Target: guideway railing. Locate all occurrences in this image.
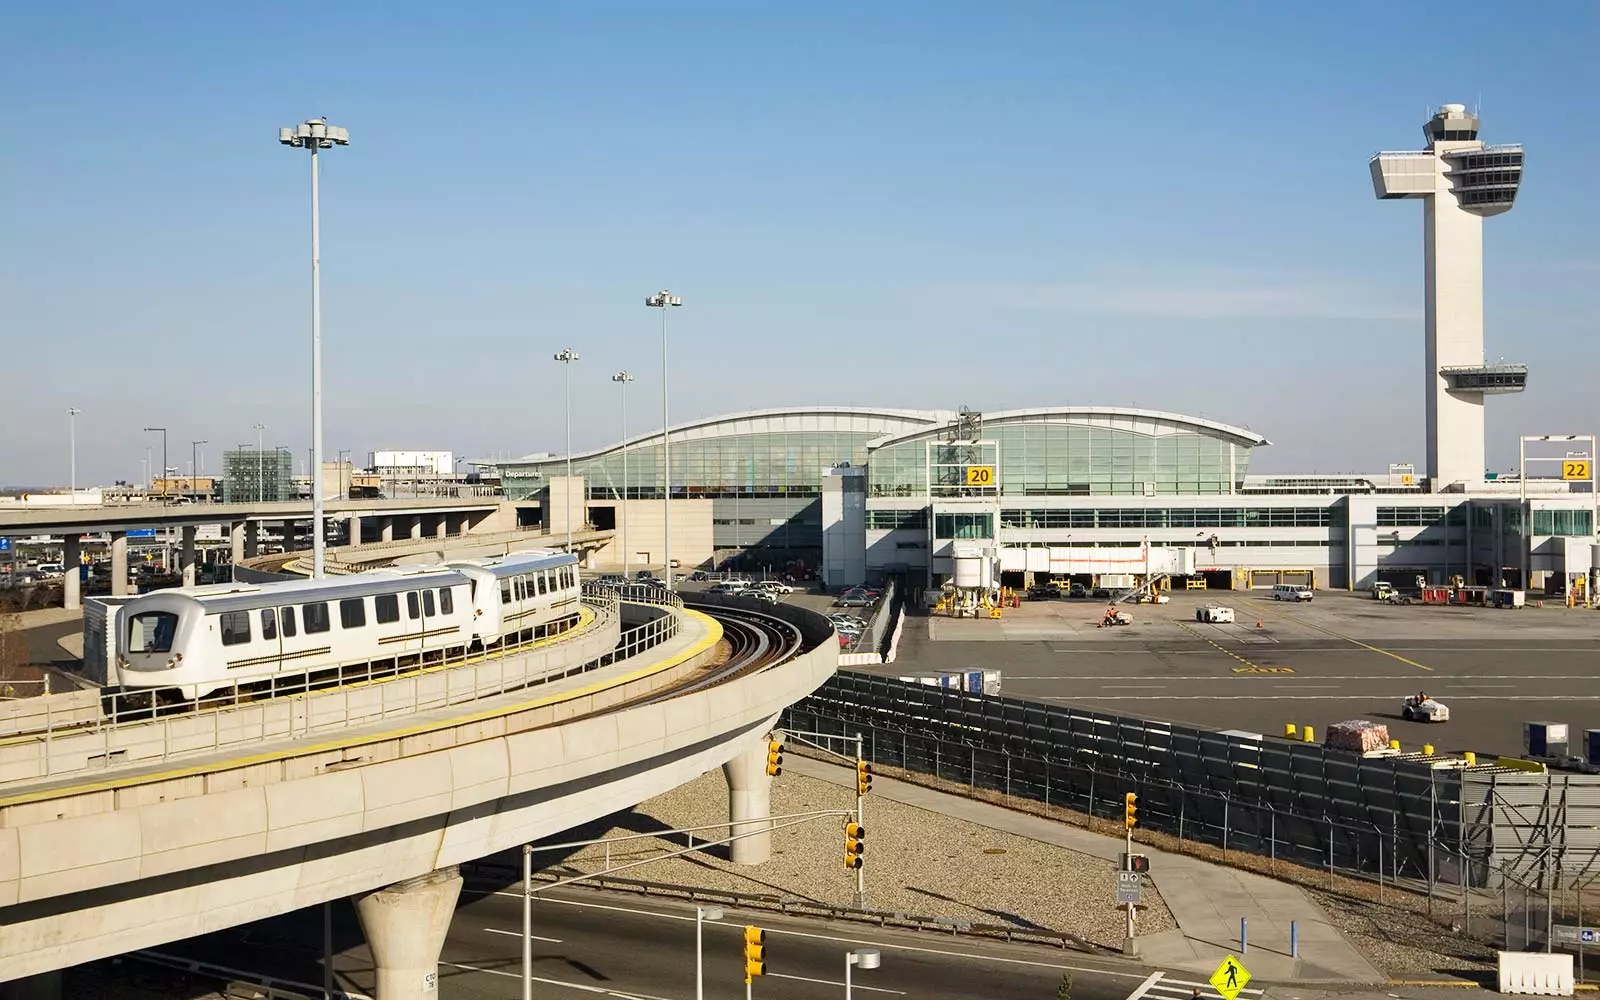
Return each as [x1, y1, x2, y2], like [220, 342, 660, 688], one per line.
[4, 590, 688, 783]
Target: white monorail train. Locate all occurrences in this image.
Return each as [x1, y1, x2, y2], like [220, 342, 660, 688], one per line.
[116, 550, 581, 701]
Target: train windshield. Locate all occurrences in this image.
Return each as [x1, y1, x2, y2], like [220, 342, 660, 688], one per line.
[128, 612, 179, 654]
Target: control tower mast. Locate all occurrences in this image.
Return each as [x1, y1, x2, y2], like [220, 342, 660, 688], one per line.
[1370, 104, 1525, 491]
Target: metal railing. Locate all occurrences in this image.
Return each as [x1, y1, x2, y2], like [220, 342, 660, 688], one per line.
[4, 594, 690, 783]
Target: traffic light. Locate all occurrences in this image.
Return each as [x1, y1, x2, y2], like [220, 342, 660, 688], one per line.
[743, 925, 766, 982]
[1129, 853, 1150, 873]
[765, 739, 784, 777]
[1124, 792, 1138, 830]
[855, 760, 873, 796]
[843, 820, 865, 869]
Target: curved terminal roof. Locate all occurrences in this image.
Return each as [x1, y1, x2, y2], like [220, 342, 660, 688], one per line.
[492, 404, 1269, 468]
[866, 406, 1271, 450]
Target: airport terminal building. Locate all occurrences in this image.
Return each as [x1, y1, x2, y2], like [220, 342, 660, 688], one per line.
[490, 404, 1597, 594]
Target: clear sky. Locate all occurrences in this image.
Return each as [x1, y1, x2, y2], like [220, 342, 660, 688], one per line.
[3, 1, 1596, 486]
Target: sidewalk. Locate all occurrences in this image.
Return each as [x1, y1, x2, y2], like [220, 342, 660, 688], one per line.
[784, 755, 1387, 985]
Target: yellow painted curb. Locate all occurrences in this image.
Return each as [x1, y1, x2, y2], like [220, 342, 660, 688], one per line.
[0, 607, 722, 808]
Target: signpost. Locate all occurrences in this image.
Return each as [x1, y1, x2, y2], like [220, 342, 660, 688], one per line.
[0, 538, 10, 552]
[965, 465, 994, 487]
[1209, 954, 1252, 1000]
[1552, 925, 1599, 945]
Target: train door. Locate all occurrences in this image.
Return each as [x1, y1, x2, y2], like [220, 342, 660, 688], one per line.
[372, 592, 415, 658]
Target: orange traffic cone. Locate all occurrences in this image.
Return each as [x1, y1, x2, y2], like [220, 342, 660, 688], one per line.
[1256, 618, 1263, 629]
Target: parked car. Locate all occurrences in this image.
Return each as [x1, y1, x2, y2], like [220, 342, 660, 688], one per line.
[747, 589, 779, 604]
[689, 570, 710, 582]
[635, 569, 654, 581]
[1091, 587, 1112, 600]
[835, 593, 874, 607]
[1068, 583, 1088, 599]
[755, 580, 794, 595]
[595, 574, 628, 587]
[1027, 584, 1061, 600]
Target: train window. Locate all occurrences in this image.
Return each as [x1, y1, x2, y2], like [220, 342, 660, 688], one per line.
[261, 608, 278, 641]
[220, 611, 252, 646]
[536, 573, 547, 596]
[516, 577, 527, 601]
[375, 594, 400, 624]
[128, 612, 178, 654]
[423, 590, 437, 616]
[407, 592, 421, 619]
[339, 598, 366, 629]
[303, 602, 331, 634]
[439, 588, 454, 614]
[500, 580, 511, 604]
[280, 606, 298, 637]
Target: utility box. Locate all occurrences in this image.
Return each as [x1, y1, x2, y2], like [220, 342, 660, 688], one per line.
[1526, 722, 1569, 758]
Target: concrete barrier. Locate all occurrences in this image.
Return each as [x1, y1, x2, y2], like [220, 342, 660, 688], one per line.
[0, 690, 101, 737]
[1498, 951, 1574, 995]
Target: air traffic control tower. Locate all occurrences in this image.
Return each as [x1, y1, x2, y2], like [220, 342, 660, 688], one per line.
[1371, 104, 1525, 491]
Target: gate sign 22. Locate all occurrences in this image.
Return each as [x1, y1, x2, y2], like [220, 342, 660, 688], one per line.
[966, 465, 995, 487]
[1563, 460, 1592, 481]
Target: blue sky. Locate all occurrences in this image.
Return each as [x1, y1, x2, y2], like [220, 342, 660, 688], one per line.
[3, 1, 1596, 485]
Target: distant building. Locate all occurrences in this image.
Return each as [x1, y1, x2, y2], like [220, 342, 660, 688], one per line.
[371, 451, 453, 476]
[222, 448, 293, 503]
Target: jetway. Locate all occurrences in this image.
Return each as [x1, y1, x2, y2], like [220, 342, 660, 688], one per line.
[998, 544, 1196, 577]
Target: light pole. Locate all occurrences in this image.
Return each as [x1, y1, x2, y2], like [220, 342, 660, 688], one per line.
[339, 449, 350, 502]
[845, 948, 881, 1000]
[612, 371, 634, 575]
[645, 289, 682, 585]
[554, 348, 580, 553]
[66, 408, 81, 504]
[254, 423, 267, 502]
[144, 427, 167, 499]
[695, 905, 723, 1000]
[278, 116, 350, 579]
[191, 441, 206, 499]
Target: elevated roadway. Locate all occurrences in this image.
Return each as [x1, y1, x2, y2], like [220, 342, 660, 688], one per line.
[0, 592, 837, 998]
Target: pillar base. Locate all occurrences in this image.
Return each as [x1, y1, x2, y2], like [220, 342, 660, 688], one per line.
[722, 732, 779, 865]
[353, 867, 461, 1000]
[1121, 937, 1140, 957]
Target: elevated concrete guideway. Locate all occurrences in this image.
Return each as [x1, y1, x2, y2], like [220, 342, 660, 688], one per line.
[0, 496, 503, 538]
[0, 597, 838, 996]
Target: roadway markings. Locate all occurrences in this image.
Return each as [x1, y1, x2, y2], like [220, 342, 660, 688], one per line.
[1126, 970, 1167, 1000]
[440, 959, 672, 1000]
[1240, 598, 1434, 672]
[1171, 620, 1289, 675]
[1127, 971, 1264, 1000]
[484, 926, 562, 943]
[767, 971, 906, 994]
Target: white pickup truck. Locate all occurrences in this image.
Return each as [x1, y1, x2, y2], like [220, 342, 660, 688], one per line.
[1196, 605, 1235, 624]
[1402, 695, 1450, 722]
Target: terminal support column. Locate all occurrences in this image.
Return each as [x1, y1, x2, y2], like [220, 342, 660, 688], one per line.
[721, 733, 778, 865]
[409, 516, 423, 541]
[380, 517, 394, 543]
[109, 531, 129, 597]
[180, 526, 197, 587]
[61, 536, 81, 611]
[230, 521, 247, 565]
[353, 866, 462, 1000]
[434, 514, 447, 540]
[244, 522, 260, 559]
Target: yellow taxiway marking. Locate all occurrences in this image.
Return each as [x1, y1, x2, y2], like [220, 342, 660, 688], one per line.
[1240, 598, 1434, 672]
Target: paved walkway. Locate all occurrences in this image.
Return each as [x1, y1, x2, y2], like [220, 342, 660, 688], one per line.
[785, 755, 1387, 985]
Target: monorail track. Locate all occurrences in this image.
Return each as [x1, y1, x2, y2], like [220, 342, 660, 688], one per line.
[649, 602, 807, 701]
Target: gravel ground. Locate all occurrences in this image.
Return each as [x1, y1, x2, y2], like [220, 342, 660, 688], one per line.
[1307, 887, 1498, 977]
[540, 769, 1175, 950]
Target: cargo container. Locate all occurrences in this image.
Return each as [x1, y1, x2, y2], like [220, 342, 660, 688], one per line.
[895, 669, 1002, 696]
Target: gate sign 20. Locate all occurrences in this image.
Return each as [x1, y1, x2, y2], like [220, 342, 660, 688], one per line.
[966, 465, 995, 486]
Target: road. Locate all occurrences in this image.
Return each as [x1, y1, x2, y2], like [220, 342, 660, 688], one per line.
[884, 590, 1600, 757]
[154, 880, 1183, 1000]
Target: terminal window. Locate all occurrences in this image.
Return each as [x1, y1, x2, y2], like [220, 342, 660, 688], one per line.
[934, 513, 994, 539]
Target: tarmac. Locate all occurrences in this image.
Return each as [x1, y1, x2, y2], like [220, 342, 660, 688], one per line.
[782, 754, 1389, 985]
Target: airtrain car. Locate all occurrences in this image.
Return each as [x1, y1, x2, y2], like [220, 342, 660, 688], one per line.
[447, 549, 582, 646]
[117, 566, 476, 701]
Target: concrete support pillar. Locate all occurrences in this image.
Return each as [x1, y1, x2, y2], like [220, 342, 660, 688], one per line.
[380, 517, 395, 543]
[61, 536, 81, 611]
[230, 521, 247, 564]
[409, 516, 423, 541]
[456, 513, 471, 538]
[722, 734, 777, 865]
[243, 521, 259, 559]
[109, 532, 129, 596]
[434, 514, 447, 540]
[0, 970, 62, 1000]
[353, 866, 462, 1000]
[180, 526, 197, 587]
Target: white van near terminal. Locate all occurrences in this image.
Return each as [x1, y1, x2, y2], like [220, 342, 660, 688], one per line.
[1272, 583, 1313, 602]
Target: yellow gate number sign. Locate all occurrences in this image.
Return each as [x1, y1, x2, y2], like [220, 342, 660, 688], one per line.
[1563, 460, 1592, 481]
[1209, 954, 1252, 1000]
[966, 465, 995, 486]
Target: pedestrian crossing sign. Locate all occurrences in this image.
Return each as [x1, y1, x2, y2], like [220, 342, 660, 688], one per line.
[1209, 955, 1251, 1000]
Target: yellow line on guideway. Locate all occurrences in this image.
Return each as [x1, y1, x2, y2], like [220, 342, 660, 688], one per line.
[1239, 597, 1434, 673]
[1171, 620, 1291, 674]
[0, 608, 724, 809]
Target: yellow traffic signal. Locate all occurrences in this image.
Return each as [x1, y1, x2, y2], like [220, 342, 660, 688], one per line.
[855, 760, 873, 796]
[765, 739, 784, 777]
[1124, 792, 1138, 830]
[844, 820, 865, 869]
[743, 925, 766, 981]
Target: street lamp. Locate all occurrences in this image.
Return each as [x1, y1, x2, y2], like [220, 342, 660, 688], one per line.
[278, 116, 350, 579]
[612, 371, 634, 575]
[254, 424, 267, 502]
[645, 289, 682, 586]
[845, 948, 881, 1000]
[553, 348, 580, 553]
[66, 408, 81, 504]
[144, 428, 167, 499]
[695, 905, 723, 1000]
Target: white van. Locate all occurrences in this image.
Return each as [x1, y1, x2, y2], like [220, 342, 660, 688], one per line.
[1272, 583, 1313, 602]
